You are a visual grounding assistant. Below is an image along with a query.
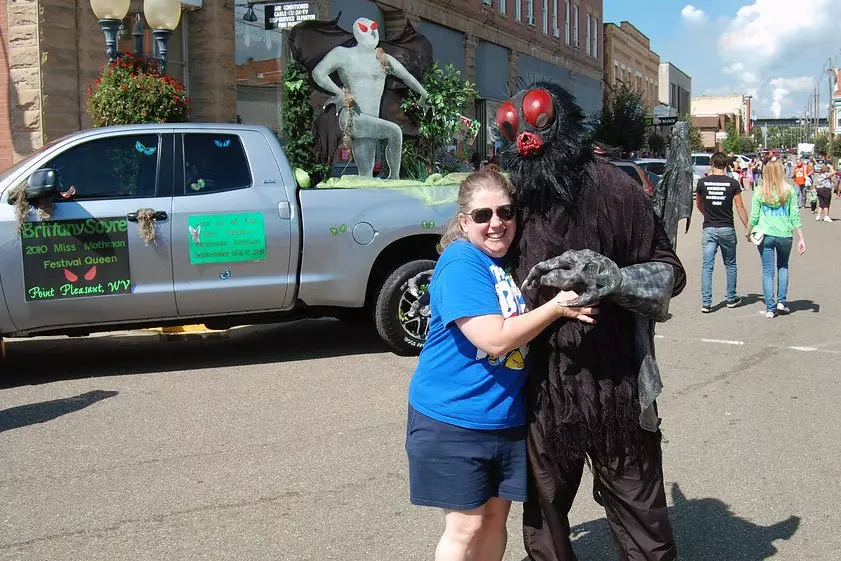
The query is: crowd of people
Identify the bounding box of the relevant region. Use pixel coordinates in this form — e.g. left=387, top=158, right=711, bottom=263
left=696, top=151, right=817, bottom=318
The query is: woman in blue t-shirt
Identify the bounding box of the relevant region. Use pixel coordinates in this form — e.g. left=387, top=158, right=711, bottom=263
left=406, top=170, right=598, bottom=560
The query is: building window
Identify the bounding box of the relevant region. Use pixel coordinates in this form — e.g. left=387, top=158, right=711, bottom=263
left=592, top=17, right=598, bottom=59
left=234, top=3, right=284, bottom=135
left=499, top=0, right=506, bottom=15
left=515, top=0, right=521, bottom=21
left=527, top=0, right=534, bottom=25
left=564, top=1, right=570, bottom=44
left=552, top=0, right=559, bottom=35
left=542, top=0, right=548, bottom=33
left=573, top=4, right=579, bottom=47
left=585, top=14, right=591, bottom=55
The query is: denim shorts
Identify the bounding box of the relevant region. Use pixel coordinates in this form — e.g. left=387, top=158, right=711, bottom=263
left=405, top=404, right=527, bottom=510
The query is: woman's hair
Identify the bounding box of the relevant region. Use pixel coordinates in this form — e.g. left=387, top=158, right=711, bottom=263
left=759, top=160, right=790, bottom=205
left=822, top=164, right=831, bottom=173
left=437, top=169, right=516, bottom=253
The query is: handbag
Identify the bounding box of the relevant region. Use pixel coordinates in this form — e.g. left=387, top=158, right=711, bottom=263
left=750, top=228, right=764, bottom=245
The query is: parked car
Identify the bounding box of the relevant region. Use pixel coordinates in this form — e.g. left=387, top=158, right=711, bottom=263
left=691, top=152, right=713, bottom=187
left=609, top=159, right=655, bottom=196
left=635, top=158, right=667, bottom=176
left=0, top=123, right=459, bottom=356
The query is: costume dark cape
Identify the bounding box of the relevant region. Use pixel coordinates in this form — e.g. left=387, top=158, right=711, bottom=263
left=512, top=161, right=686, bottom=467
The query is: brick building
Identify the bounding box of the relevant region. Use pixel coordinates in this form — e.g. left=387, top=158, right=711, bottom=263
left=602, top=21, right=659, bottom=112
left=2, top=0, right=603, bottom=170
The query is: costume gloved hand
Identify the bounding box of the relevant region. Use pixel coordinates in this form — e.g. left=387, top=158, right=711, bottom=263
left=406, top=269, right=434, bottom=318
left=521, top=250, right=675, bottom=319
left=520, top=249, right=621, bottom=307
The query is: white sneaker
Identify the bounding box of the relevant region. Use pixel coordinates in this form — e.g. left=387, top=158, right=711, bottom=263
left=765, top=311, right=776, bottom=318
left=824, top=216, right=832, bottom=222
left=816, top=214, right=821, bottom=221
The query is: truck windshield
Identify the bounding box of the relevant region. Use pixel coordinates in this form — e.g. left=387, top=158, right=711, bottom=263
left=0, top=136, right=68, bottom=183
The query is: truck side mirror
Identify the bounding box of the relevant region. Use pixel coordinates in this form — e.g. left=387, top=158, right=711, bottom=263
left=25, top=169, right=59, bottom=200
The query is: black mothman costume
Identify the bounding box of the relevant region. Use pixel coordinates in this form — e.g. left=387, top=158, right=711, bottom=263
left=498, top=83, right=686, bottom=561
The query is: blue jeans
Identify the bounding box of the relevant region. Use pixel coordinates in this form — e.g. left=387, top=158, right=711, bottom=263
left=701, top=227, right=737, bottom=307
left=758, top=235, right=792, bottom=313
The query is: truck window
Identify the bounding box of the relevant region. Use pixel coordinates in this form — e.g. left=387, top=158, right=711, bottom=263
left=40, top=134, right=160, bottom=199
left=182, top=134, right=252, bottom=194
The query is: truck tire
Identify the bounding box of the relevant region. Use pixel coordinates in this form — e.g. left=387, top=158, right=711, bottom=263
left=374, top=259, right=436, bottom=356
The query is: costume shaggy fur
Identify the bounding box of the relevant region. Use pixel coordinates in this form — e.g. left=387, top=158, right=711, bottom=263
left=501, top=82, right=686, bottom=561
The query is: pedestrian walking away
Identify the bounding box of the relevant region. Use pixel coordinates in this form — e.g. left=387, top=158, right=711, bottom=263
left=405, top=170, right=597, bottom=561
left=747, top=160, right=806, bottom=318
left=792, top=158, right=813, bottom=208
left=814, top=164, right=837, bottom=222
left=695, top=152, right=750, bottom=313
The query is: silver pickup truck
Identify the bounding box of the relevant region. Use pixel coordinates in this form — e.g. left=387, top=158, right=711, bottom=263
left=0, top=123, right=457, bottom=355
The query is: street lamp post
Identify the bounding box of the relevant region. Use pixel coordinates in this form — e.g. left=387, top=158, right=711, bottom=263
left=90, top=0, right=181, bottom=74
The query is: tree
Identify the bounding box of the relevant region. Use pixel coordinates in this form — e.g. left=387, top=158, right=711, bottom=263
left=647, top=132, right=665, bottom=156
left=682, top=117, right=705, bottom=152
left=401, top=63, right=478, bottom=176
left=721, top=118, right=739, bottom=153
left=813, top=133, right=829, bottom=156
left=736, top=135, right=755, bottom=154
left=281, top=60, right=330, bottom=184
left=593, top=81, right=647, bottom=153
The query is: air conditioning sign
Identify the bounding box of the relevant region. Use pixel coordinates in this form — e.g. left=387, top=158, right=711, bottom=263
left=264, top=2, right=316, bottom=30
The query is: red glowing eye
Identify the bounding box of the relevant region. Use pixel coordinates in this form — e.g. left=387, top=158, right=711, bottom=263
left=358, top=22, right=368, bottom=32
left=522, top=89, right=555, bottom=128
left=64, top=268, right=78, bottom=283
left=496, top=101, right=519, bottom=141
left=371, top=21, right=378, bottom=30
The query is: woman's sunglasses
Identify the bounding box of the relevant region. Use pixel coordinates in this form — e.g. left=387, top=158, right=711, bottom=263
left=465, top=204, right=516, bottom=223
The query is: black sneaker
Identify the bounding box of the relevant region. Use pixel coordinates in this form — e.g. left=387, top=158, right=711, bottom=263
left=726, top=297, right=742, bottom=308
left=701, top=306, right=711, bottom=313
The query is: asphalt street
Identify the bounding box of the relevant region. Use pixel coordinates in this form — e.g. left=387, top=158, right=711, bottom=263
left=1, top=191, right=840, bottom=561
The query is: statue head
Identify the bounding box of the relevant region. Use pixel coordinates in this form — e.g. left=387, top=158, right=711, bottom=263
left=352, top=17, right=380, bottom=49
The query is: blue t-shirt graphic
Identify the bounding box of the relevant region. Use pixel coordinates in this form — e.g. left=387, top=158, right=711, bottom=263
left=408, top=240, right=528, bottom=429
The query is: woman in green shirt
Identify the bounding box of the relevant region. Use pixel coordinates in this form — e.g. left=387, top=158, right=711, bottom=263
left=748, top=160, right=806, bottom=318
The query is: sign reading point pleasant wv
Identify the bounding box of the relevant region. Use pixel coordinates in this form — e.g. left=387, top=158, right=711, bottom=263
left=188, top=213, right=266, bottom=265
left=20, top=218, right=132, bottom=302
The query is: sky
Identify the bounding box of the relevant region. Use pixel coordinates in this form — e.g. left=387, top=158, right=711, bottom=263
left=603, top=0, right=841, bottom=119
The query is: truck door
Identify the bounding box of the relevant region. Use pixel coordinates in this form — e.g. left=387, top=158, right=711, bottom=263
left=170, top=130, right=294, bottom=317
left=0, top=132, right=177, bottom=332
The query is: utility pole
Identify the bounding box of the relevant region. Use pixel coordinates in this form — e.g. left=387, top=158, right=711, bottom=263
left=829, top=58, right=837, bottom=160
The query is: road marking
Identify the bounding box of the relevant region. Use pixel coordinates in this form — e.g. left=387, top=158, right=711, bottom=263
left=655, top=334, right=841, bottom=354
left=700, top=338, right=744, bottom=345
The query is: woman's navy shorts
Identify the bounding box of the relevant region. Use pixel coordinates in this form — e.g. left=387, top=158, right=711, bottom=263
left=405, top=404, right=527, bottom=510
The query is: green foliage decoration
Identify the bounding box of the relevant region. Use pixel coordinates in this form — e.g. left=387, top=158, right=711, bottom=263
left=593, top=81, right=647, bottom=153
left=401, top=63, right=478, bottom=176
left=86, top=53, right=190, bottom=126
left=281, top=60, right=330, bottom=184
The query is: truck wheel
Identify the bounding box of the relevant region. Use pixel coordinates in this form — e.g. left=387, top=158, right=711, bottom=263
left=374, top=259, right=436, bottom=356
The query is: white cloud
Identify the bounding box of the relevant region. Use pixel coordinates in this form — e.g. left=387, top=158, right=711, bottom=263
left=769, top=76, right=816, bottom=118
left=716, top=0, right=841, bottom=117
left=680, top=4, right=708, bottom=23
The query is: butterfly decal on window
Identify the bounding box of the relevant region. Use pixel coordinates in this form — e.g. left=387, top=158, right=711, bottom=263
left=188, top=224, right=201, bottom=244
left=214, top=138, right=231, bottom=148
left=135, top=140, right=157, bottom=156
left=64, top=266, right=97, bottom=283
left=190, top=178, right=206, bottom=191
left=329, top=223, right=348, bottom=236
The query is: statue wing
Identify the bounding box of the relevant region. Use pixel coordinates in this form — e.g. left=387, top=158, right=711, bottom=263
left=651, top=122, right=694, bottom=248
left=380, top=21, right=434, bottom=89
left=288, top=14, right=355, bottom=75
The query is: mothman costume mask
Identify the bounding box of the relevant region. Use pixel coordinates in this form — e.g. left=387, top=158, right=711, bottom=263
left=499, top=81, right=686, bottom=561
